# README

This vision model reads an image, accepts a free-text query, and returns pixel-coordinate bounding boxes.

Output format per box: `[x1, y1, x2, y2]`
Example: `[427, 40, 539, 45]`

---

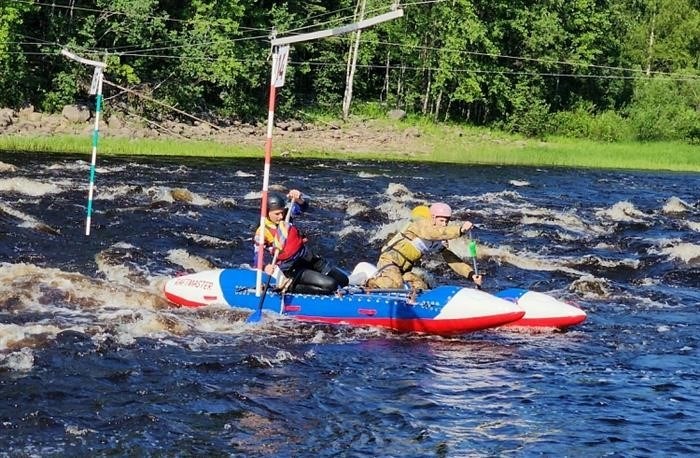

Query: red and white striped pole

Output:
[255, 45, 287, 295]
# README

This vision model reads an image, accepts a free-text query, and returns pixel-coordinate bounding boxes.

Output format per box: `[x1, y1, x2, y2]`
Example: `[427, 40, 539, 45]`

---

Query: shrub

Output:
[628, 77, 700, 142]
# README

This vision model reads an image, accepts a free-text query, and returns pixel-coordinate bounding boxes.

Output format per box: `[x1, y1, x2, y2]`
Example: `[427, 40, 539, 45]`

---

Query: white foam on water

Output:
[509, 180, 530, 187]
[337, 224, 365, 239]
[569, 275, 611, 298]
[658, 242, 700, 265]
[47, 160, 90, 172]
[345, 201, 372, 217]
[144, 185, 213, 206]
[0, 177, 62, 196]
[368, 219, 405, 243]
[595, 200, 651, 223]
[521, 207, 604, 235]
[458, 242, 587, 276]
[479, 189, 525, 204]
[94, 184, 142, 200]
[0, 323, 63, 352]
[0, 347, 35, 371]
[166, 249, 217, 271]
[0, 161, 17, 172]
[662, 196, 692, 214]
[220, 197, 237, 207]
[0, 263, 194, 352]
[0, 203, 59, 233]
[182, 232, 235, 247]
[243, 190, 260, 200]
[384, 182, 416, 201]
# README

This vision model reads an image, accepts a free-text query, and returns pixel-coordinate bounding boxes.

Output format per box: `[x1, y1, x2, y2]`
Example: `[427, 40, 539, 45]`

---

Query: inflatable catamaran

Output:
[163, 265, 586, 335]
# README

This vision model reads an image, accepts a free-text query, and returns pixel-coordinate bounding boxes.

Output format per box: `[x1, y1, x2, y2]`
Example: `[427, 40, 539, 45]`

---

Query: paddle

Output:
[468, 231, 482, 290]
[247, 199, 293, 323]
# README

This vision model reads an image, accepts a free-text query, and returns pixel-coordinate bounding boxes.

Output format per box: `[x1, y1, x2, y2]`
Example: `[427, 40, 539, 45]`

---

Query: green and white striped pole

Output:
[60, 49, 107, 235]
[85, 67, 104, 236]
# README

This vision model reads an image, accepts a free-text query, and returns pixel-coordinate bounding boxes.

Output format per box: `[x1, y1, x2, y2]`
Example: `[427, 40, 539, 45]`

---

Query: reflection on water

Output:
[0, 153, 699, 455]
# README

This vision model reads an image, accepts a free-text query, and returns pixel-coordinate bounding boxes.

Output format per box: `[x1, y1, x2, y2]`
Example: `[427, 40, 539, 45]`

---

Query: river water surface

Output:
[1, 152, 699, 456]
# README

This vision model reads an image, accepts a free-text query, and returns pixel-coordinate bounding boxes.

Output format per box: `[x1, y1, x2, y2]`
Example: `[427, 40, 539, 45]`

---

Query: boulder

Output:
[18, 104, 34, 118]
[106, 115, 124, 129]
[0, 108, 14, 128]
[0, 162, 17, 173]
[62, 104, 91, 123]
[170, 188, 194, 202]
[388, 109, 406, 120]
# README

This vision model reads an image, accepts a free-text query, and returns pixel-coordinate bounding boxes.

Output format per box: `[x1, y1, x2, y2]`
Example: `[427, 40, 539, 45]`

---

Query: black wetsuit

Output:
[282, 248, 349, 295]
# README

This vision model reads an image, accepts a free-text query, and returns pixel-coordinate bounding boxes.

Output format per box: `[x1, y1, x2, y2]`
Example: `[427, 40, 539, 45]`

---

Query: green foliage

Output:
[351, 101, 389, 119]
[552, 104, 634, 141]
[503, 82, 553, 138]
[628, 77, 700, 141]
[0, 2, 34, 107]
[0, 0, 697, 144]
[41, 71, 81, 113]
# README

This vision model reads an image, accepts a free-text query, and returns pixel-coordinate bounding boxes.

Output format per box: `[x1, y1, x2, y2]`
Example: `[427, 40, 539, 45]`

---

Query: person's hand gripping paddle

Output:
[247, 198, 293, 324]
[468, 232, 482, 290]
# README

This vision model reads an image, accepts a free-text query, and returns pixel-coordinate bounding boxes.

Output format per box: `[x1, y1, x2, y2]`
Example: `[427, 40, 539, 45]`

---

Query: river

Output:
[1, 152, 699, 456]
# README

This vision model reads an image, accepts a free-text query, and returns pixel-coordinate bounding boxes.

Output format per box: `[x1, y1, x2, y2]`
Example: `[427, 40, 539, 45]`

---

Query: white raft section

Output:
[165, 269, 225, 307]
[436, 288, 523, 320]
[507, 290, 587, 325]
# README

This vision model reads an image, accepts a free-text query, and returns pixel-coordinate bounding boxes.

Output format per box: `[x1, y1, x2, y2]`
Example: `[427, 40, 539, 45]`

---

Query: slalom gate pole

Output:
[255, 47, 280, 296]
[85, 69, 104, 235]
[59, 49, 106, 236]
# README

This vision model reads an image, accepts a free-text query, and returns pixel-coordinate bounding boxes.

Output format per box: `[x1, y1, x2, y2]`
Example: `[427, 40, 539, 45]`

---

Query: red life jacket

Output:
[257, 219, 305, 262]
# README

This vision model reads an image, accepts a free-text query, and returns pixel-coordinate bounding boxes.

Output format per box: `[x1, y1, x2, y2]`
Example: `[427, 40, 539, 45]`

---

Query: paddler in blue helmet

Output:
[366, 202, 483, 290]
[254, 189, 348, 295]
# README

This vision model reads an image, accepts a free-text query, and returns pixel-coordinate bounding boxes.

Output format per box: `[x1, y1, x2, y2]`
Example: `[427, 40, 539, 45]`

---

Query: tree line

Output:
[1, 0, 698, 142]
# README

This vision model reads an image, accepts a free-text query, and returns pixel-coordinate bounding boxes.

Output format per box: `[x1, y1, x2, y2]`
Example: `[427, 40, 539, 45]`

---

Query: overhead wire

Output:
[115, 34, 269, 57]
[5, 0, 268, 31]
[292, 60, 700, 82]
[5, 0, 271, 56]
[102, 79, 221, 130]
[4, 44, 697, 82]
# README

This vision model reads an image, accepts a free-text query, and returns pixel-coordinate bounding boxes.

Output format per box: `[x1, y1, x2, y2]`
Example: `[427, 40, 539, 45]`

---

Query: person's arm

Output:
[408, 219, 462, 241]
[287, 189, 309, 215]
[442, 249, 484, 286]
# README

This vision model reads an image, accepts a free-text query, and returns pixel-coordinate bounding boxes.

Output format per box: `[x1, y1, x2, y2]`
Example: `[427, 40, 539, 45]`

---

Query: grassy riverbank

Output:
[0, 121, 698, 172]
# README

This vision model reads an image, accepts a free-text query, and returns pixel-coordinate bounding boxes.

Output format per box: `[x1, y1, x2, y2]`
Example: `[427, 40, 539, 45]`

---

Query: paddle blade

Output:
[246, 309, 263, 323]
[468, 240, 477, 258]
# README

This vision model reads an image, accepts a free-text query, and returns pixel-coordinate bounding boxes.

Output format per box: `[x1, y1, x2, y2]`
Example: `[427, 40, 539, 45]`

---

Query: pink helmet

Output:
[430, 202, 452, 218]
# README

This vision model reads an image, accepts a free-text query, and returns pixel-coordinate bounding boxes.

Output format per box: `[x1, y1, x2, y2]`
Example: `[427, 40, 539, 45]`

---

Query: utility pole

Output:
[255, 8, 404, 296]
[60, 49, 106, 236]
[342, 0, 367, 121]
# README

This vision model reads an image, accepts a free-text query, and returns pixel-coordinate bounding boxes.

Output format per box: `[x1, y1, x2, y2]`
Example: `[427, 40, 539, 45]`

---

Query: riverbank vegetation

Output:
[2, 118, 697, 172]
[1, 1, 698, 161]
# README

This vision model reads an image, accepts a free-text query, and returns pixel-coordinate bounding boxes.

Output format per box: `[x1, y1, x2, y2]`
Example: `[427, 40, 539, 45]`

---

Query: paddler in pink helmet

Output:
[365, 202, 483, 290]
